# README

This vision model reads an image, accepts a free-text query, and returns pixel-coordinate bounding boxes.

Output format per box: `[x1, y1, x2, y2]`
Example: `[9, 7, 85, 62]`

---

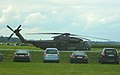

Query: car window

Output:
[105, 49, 117, 55]
[73, 52, 85, 55]
[16, 50, 29, 55]
[16, 53, 28, 55]
[46, 50, 58, 54]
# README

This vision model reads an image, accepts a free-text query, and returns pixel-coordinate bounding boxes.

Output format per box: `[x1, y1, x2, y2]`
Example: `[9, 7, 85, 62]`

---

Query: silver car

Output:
[43, 48, 60, 63]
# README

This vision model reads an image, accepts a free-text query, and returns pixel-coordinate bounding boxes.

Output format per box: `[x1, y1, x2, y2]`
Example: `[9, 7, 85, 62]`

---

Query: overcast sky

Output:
[0, 0, 120, 41]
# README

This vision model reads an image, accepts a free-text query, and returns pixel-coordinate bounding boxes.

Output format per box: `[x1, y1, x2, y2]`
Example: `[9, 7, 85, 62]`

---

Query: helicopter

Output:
[7, 25, 110, 51]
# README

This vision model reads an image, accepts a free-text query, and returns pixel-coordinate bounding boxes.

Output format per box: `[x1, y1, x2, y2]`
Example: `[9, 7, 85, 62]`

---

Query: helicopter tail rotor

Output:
[7, 25, 22, 40]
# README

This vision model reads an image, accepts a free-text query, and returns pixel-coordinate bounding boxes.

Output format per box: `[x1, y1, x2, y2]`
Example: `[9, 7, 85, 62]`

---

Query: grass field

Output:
[0, 45, 120, 75]
[0, 45, 40, 50]
[0, 62, 120, 75]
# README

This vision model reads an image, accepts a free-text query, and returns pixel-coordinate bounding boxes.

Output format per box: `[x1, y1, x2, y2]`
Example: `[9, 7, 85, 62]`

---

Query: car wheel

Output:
[13, 60, 16, 62]
[85, 61, 88, 64]
[13, 59, 16, 62]
[57, 60, 60, 63]
[70, 61, 73, 63]
[0, 57, 2, 61]
[116, 62, 119, 64]
[99, 58, 101, 63]
[43, 60, 46, 63]
[27, 60, 30, 62]
[100, 60, 105, 64]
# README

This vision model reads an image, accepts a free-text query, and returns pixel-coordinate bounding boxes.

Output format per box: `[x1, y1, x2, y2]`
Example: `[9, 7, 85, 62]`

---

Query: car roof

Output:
[103, 48, 117, 52]
[45, 48, 58, 50]
[103, 48, 116, 50]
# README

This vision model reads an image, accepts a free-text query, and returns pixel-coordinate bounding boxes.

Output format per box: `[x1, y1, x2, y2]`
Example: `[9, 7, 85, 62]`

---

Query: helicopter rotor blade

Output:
[26, 32, 75, 35]
[25, 32, 110, 41]
[70, 34, 77, 36]
[7, 25, 22, 40]
[77, 35, 111, 41]
[66, 33, 110, 41]
[7, 25, 14, 32]
[8, 33, 14, 40]
[81, 37, 91, 41]
[26, 33, 63, 35]
[16, 25, 21, 30]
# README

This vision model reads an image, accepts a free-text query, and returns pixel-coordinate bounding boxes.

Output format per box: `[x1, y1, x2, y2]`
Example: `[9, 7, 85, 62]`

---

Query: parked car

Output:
[0, 53, 3, 61]
[43, 48, 60, 63]
[99, 48, 119, 64]
[69, 51, 88, 63]
[13, 50, 31, 62]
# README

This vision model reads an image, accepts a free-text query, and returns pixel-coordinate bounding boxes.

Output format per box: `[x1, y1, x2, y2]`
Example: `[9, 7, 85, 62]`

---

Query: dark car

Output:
[13, 50, 31, 62]
[69, 51, 88, 63]
[99, 48, 119, 64]
[43, 48, 60, 63]
[0, 53, 3, 61]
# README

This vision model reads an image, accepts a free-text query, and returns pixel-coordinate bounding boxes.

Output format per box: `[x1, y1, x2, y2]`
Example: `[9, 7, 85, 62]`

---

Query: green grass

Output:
[0, 62, 120, 75]
[0, 45, 41, 50]
[0, 45, 120, 75]
[0, 50, 120, 75]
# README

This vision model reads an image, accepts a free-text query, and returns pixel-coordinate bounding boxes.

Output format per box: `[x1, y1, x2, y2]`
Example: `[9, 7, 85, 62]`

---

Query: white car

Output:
[43, 48, 60, 63]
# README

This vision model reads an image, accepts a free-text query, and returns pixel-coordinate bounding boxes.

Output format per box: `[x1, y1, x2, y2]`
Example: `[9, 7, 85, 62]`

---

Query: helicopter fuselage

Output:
[26, 39, 91, 50]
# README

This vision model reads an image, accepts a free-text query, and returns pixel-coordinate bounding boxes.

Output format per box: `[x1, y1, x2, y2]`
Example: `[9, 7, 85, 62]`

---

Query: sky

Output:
[0, 0, 120, 41]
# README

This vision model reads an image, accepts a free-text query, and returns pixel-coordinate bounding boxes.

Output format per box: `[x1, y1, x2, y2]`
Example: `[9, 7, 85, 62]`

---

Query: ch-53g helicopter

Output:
[7, 25, 110, 51]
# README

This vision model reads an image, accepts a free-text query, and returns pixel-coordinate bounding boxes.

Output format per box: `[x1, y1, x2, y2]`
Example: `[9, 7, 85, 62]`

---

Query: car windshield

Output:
[46, 50, 57, 54]
[16, 50, 28, 55]
[105, 49, 117, 55]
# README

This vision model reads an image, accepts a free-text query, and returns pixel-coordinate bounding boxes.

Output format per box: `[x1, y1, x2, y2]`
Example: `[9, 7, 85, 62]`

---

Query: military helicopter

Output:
[7, 25, 110, 50]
